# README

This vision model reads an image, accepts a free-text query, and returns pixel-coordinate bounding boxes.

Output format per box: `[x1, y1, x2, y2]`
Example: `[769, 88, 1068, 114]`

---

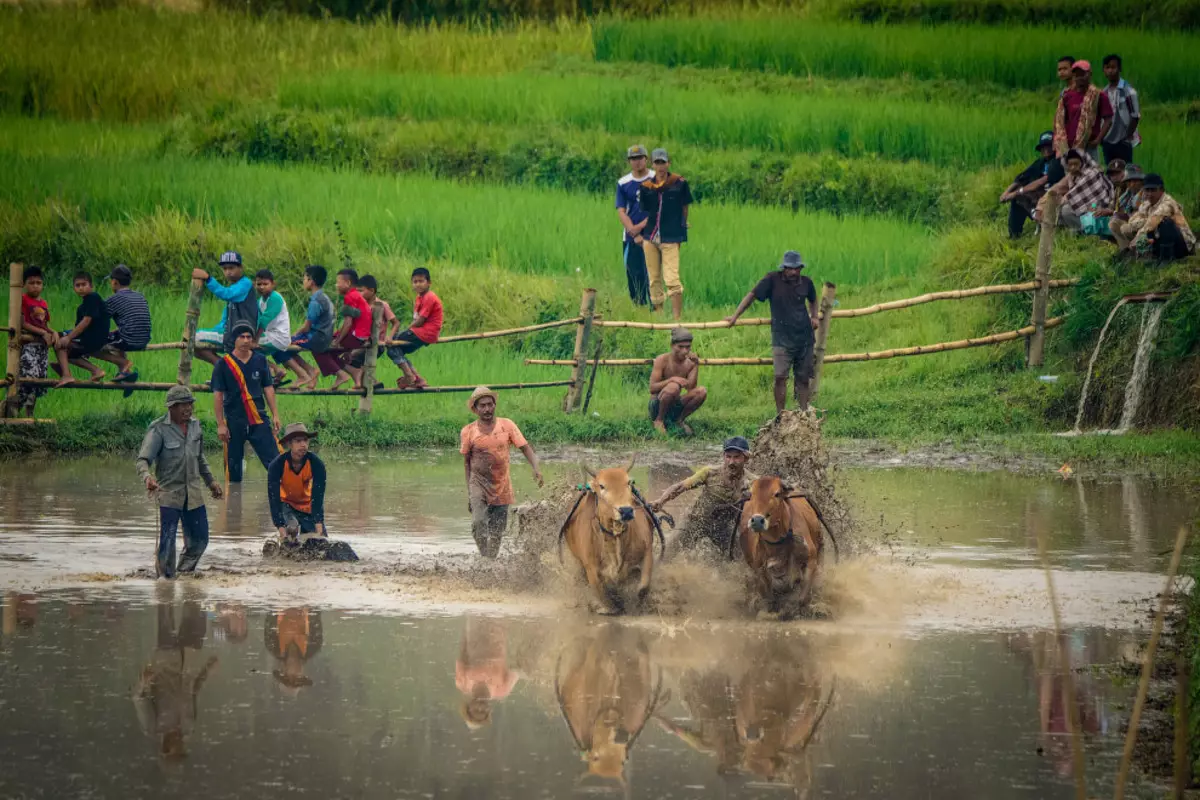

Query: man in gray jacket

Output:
[136, 385, 224, 578]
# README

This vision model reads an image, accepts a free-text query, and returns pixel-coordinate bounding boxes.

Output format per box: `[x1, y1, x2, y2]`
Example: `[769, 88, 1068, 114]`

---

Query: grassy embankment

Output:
[1, 7, 1198, 462]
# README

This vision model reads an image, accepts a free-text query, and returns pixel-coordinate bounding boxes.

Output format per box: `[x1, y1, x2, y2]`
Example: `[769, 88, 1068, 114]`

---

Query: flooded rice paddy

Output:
[0, 449, 1193, 798]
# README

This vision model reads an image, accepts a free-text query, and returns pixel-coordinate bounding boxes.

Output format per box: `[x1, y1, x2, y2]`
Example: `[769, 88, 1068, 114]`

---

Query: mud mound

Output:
[749, 409, 857, 556]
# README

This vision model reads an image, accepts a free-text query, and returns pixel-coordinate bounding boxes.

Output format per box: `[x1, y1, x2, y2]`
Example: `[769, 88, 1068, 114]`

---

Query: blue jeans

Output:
[158, 506, 209, 579]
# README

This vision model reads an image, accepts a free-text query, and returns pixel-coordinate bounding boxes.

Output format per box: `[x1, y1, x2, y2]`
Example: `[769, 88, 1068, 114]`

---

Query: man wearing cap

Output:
[616, 145, 653, 306]
[726, 250, 819, 414]
[1054, 60, 1113, 165]
[636, 148, 694, 320]
[460, 387, 544, 558]
[83, 263, 151, 386]
[192, 251, 258, 366]
[136, 386, 224, 579]
[1119, 174, 1195, 262]
[999, 131, 1058, 239]
[650, 437, 756, 558]
[648, 327, 707, 436]
[210, 322, 282, 483]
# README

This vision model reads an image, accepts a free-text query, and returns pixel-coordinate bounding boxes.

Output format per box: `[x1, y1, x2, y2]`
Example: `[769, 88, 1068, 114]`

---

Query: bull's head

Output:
[583, 460, 637, 533]
[585, 707, 632, 779]
[745, 476, 790, 534]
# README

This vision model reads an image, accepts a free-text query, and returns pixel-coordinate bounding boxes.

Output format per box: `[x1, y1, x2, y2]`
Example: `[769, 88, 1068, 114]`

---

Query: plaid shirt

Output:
[1128, 192, 1196, 250]
[1063, 158, 1114, 216]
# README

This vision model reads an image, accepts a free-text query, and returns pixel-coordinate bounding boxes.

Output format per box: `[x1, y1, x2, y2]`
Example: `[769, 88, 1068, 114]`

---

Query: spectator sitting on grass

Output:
[999, 131, 1056, 239]
[1116, 174, 1196, 263]
[1109, 164, 1146, 250]
[1038, 149, 1112, 233]
[1054, 60, 1113, 166]
[1078, 159, 1127, 240]
[1101, 54, 1141, 166]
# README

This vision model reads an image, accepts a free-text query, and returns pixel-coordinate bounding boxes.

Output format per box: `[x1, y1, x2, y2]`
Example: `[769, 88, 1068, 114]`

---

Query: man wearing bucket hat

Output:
[726, 250, 819, 414]
[999, 131, 1057, 238]
[650, 436, 756, 558]
[616, 144, 652, 306]
[210, 321, 282, 483]
[648, 327, 707, 436]
[461, 387, 544, 558]
[136, 385, 224, 579]
[192, 251, 259, 367]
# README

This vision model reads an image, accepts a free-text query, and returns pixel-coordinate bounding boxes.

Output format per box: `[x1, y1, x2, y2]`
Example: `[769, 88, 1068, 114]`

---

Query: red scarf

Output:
[221, 354, 264, 426]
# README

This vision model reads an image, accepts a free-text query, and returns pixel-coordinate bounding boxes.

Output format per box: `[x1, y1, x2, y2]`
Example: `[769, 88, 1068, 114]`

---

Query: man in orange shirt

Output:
[460, 387, 544, 558]
[264, 423, 358, 561]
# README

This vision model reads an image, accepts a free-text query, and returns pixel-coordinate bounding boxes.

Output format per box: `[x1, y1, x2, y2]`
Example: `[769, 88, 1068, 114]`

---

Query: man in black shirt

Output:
[53, 271, 111, 387]
[726, 251, 819, 414]
[636, 148, 694, 320]
[210, 322, 282, 483]
[999, 131, 1057, 239]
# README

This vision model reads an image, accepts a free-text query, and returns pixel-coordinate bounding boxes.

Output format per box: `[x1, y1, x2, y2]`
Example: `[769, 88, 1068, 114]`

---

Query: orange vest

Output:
[280, 458, 313, 514]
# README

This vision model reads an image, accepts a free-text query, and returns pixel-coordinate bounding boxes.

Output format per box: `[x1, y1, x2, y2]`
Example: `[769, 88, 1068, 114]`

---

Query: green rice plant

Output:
[592, 17, 1200, 102]
[810, 0, 1200, 29]
[278, 70, 1200, 199]
[0, 6, 590, 121]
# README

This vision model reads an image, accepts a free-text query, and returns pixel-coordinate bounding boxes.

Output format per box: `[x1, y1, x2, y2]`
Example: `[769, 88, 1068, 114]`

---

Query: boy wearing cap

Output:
[650, 437, 756, 557]
[999, 132, 1057, 238]
[1120, 174, 1195, 262]
[636, 148, 693, 320]
[84, 264, 150, 385]
[726, 251, 819, 414]
[460, 387, 543, 558]
[1101, 54, 1141, 166]
[616, 144, 652, 306]
[210, 323, 282, 483]
[649, 327, 707, 436]
[1054, 60, 1113, 165]
[193, 251, 258, 366]
[136, 386, 224, 578]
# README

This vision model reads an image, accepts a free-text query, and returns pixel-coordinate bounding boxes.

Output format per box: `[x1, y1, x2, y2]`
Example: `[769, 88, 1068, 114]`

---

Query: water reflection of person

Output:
[213, 602, 249, 644]
[554, 625, 666, 789]
[656, 638, 831, 792]
[265, 607, 323, 696]
[3, 591, 38, 634]
[132, 588, 219, 760]
[455, 617, 520, 730]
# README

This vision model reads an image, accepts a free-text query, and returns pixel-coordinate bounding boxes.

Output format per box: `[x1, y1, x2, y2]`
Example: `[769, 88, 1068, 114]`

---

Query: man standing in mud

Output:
[136, 386, 224, 579]
[650, 436, 755, 558]
[648, 327, 707, 436]
[460, 387, 544, 558]
[726, 250, 818, 414]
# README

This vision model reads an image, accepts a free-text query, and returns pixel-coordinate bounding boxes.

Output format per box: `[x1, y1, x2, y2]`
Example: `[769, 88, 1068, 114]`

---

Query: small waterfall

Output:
[1113, 302, 1166, 434]
[1071, 298, 1130, 433]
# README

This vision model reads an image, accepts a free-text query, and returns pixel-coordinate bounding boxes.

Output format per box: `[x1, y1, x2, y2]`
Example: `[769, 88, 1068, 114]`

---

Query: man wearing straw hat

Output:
[136, 385, 224, 579]
[461, 387, 544, 558]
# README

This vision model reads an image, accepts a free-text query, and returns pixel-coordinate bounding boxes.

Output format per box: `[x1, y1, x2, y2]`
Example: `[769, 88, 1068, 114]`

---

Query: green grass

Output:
[593, 17, 1200, 101]
[809, 0, 1200, 29]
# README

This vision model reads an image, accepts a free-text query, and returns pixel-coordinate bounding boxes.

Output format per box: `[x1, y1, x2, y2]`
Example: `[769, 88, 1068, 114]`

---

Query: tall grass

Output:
[811, 0, 1200, 29]
[279, 70, 1200, 198]
[0, 6, 590, 121]
[593, 17, 1200, 102]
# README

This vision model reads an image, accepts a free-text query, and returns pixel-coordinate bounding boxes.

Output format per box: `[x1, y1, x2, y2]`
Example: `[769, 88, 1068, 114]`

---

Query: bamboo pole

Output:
[809, 282, 837, 404]
[19, 378, 212, 392]
[563, 289, 597, 413]
[5, 263, 22, 418]
[18, 378, 573, 396]
[358, 303, 381, 415]
[434, 317, 583, 343]
[177, 277, 205, 385]
[526, 317, 1067, 367]
[581, 339, 603, 416]
[0, 418, 55, 425]
[1114, 525, 1190, 800]
[1028, 192, 1059, 367]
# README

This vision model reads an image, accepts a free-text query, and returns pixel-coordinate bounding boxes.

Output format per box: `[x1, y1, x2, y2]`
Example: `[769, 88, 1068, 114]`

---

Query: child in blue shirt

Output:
[290, 265, 336, 391]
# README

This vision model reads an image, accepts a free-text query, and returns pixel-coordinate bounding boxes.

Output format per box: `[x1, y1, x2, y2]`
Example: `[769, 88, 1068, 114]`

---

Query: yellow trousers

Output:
[642, 241, 682, 306]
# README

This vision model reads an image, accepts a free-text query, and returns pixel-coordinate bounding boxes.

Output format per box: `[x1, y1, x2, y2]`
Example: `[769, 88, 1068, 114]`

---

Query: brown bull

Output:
[554, 626, 666, 789]
[735, 476, 826, 617]
[560, 462, 660, 615]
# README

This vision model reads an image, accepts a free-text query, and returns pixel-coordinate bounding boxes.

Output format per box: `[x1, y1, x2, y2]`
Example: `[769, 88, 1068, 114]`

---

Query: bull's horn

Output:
[579, 463, 596, 479]
[625, 455, 637, 473]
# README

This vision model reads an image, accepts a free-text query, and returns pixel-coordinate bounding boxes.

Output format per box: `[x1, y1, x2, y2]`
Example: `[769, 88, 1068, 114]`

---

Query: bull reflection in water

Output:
[265, 607, 324, 696]
[132, 585, 218, 760]
[655, 637, 834, 795]
[554, 625, 667, 792]
[456, 616, 521, 729]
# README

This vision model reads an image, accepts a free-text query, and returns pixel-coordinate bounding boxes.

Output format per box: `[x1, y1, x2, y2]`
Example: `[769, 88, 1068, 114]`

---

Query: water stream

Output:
[1071, 297, 1129, 433]
[1115, 302, 1167, 434]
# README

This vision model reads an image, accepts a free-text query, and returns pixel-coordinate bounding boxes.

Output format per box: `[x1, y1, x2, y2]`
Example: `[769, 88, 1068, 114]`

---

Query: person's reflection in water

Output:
[213, 602, 249, 644]
[3, 591, 38, 635]
[455, 617, 520, 729]
[554, 625, 666, 790]
[265, 607, 323, 696]
[132, 585, 219, 761]
[656, 637, 832, 792]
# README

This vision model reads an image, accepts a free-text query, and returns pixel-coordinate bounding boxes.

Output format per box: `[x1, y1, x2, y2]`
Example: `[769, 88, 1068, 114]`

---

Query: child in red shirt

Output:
[313, 268, 373, 391]
[16, 266, 56, 417]
[389, 268, 443, 390]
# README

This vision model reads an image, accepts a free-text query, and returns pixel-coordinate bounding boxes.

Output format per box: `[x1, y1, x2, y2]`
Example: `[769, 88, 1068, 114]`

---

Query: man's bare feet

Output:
[330, 377, 351, 392]
[679, 422, 694, 437]
[653, 420, 668, 435]
[396, 376, 414, 390]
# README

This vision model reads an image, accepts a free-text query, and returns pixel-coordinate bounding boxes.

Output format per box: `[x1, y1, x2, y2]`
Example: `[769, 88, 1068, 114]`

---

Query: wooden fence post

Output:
[1028, 192, 1058, 368]
[563, 288, 597, 413]
[358, 303, 382, 415]
[809, 281, 837, 404]
[177, 276, 205, 385]
[4, 263, 23, 418]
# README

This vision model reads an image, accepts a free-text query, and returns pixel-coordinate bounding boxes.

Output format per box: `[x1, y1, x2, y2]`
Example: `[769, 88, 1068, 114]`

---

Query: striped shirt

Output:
[105, 289, 151, 349]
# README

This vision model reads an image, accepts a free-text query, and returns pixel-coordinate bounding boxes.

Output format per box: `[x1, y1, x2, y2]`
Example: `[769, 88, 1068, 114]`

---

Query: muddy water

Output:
[0, 452, 1191, 798]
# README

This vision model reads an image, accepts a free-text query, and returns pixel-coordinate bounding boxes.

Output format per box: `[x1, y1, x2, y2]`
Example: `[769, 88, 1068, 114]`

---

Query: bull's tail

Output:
[558, 491, 589, 565]
[789, 493, 840, 563]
